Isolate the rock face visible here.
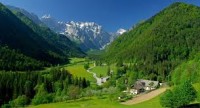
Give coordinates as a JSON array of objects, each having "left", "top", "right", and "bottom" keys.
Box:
[
  {"left": 41, "top": 15, "right": 126, "bottom": 51},
  {"left": 62, "top": 21, "right": 112, "bottom": 51}
]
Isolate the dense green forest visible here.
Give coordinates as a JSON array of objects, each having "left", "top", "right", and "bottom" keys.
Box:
[
  {"left": 0, "top": 46, "right": 43, "bottom": 71},
  {"left": 0, "top": 67, "right": 90, "bottom": 107},
  {"left": 104, "top": 2, "right": 200, "bottom": 81}
]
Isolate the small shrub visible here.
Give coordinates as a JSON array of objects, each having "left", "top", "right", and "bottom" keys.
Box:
[
  {"left": 9, "top": 95, "right": 29, "bottom": 107},
  {"left": 84, "top": 63, "right": 89, "bottom": 70}
]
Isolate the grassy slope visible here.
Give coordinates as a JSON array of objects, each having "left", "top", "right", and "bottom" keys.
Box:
[
  {"left": 90, "top": 66, "right": 109, "bottom": 77},
  {"left": 28, "top": 83, "right": 200, "bottom": 108},
  {"left": 65, "top": 58, "right": 96, "bottom": 83},
  {"left": 65, "top": 64, "right": 95, "bottom": 83},
  {"left": 90, "top": 64, "right": 117, "bottom": 77},
  {"left": 28, "top": 94, "right": 162, "bottom": 108},
  {"left": 39, "top": 58, "right": 95, "bottom": 83}
]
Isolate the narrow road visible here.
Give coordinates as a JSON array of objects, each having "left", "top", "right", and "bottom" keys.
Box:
[
  {"left": 122, "top": 87, "right": 167, "bottom": 105},
  {"left": 87, "top": 66, "right": 109, "bottom": 86}
]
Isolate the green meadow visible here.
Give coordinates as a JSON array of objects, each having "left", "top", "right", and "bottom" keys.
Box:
[{"left": 28, "top": 95, "right": 162, "bottom": 108}]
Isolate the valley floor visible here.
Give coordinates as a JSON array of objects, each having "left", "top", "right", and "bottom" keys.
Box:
[
  {"left": 27, "top": 58, "right": 164, "bottom": 108},
  {"left": 27, "top": 58, "right": 198, "bottom": 108}
]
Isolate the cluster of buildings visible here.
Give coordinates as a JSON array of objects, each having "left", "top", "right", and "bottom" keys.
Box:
[{"left": 125, "top": 79, "right": 160, "bottom": 95}]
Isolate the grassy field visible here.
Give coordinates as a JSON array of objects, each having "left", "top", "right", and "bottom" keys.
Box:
[
  {"left": 90, "top": 66, "right": 109, "bottom": 77},
  {"left": 28, "top": 94, "right": 162, "bottom": 108},
  {"left": 65, "top": 64, "right": 95, "bottom": 83},
  {"left": 63, "top": 58, "right": 96, "bottom": 83},
  {"left": 90, "top": 64, "right": 117, "bottom": 77}
]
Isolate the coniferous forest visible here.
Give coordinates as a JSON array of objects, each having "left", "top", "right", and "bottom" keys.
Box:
[
  {"left": 0, "top": 67, "right": 90, "bottom": 107},
  {"left": 104, "top": 2, "right": 200, "bottom": 81}
]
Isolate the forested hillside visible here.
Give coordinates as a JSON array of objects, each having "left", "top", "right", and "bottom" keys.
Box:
[
  {"left": 0, "top": 3, "right": 84, "bottom": 71},
  {"left": 0, "top": 46, "right": 43, "bottom": 71},
  {"left": 104, "top": 2, "right": 200, "bottom": 81}
]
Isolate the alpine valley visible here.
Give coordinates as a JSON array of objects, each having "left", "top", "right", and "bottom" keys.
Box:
[{"left": 0, "top": 1, "right": 200, "bottom": 108}]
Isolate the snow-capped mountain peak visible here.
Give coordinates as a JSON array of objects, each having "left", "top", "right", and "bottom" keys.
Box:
[
  {"left": 41, "top": 14, "right": 125, "bottom": 51},
  {"left": 117, "top": 28, "right": 127, "bottom": 35},
  {"left": 64, "top": 21, "right": 103, "bottom": 36},
  {"left": 42, "top": 14, "right": 51, "bottom": 19}
]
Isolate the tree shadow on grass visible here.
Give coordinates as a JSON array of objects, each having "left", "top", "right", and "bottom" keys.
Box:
[{"left": 180, "top": 103, "right": 200, "bottom": 108}]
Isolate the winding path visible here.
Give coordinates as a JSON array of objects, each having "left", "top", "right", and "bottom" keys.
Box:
[
  {"left": 87, "top": 66, "right": 109, "bottom": 86},
  {"left": 121, "top": 87, "right": 167, "bottom": 105}
]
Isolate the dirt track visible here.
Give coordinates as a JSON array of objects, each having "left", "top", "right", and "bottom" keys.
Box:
[{"left": 121, "top": 87, "right": 167, "bottom": 105}]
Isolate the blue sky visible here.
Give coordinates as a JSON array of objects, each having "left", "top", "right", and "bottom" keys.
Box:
[{"left": 0, "top": 0, "right": 199, "bottom": 32}]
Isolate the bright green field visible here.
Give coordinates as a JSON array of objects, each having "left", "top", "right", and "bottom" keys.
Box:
[
  {"left": 65, "top": 63, "right": 95, "bottom": 83},
  {"left": 90, "top": 64, "right": 117, "bottom": 77},
  {"left": 54, "top": 58, "right": 95, "bottom": 83},
  {"left": 90, "top": 66, "right": 109, "bottom": 77},
  {"left": 28, "top": 94, "right": 162, "bottom": 108}
]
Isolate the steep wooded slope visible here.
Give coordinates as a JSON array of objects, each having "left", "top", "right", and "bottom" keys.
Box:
[{"left": 105, "top": 2, "right": 200, "bottom": 80}]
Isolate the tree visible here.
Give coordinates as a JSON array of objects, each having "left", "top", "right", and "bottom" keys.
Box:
[
  {"left": 116, "top": 77, "right": 126, "bottom": 91},
  {"left": 31, "top": 84, "right": 53, "bottom": 105},
  {"left": 24, "top": 81, "right": 33, "bottom": 98},
  {"left": 67, "top": 86, "right": 80, "bottom": 100},
  {"left": 116, "top": 59, "right": 123, "bottom": 67},
  {"left": 82, "top": 78, "right": 87, "bottom": 88},
  {"left": 9, "top": 95, "right": 29, "bottom": 107},
  {"left": 84, "top": 63, "right": 89, "bottom": 70},
  {"left": 160, "top": 81, "right": 197, "bottom": 108},
  {"left": 127, "top": 71, "right": 138, "bottom": 87},
  {"left": 107, "top": 66, "right": 111, "bottom": 76},
  {"left": 160, "top": 89, "right": 174, "bottom": 108},
  {"left": 173, "top": 81, "right": 197, "bottom": 107}
]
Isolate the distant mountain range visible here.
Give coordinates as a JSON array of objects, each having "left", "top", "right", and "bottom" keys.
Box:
[
  {"left": 6, "top": 5, "right": 126, "bottom": 51},
  {"left": 41, "top": 15, "right": 126, "bottom": 51}
]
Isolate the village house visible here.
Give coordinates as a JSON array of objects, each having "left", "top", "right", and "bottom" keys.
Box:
[{"left": 129, "top": 79, "right": 159, "bottom": 95}]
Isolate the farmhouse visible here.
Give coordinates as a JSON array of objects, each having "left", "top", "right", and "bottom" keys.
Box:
[{"left": 130, "top": 79, "right": 159, "bottom": 94}]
